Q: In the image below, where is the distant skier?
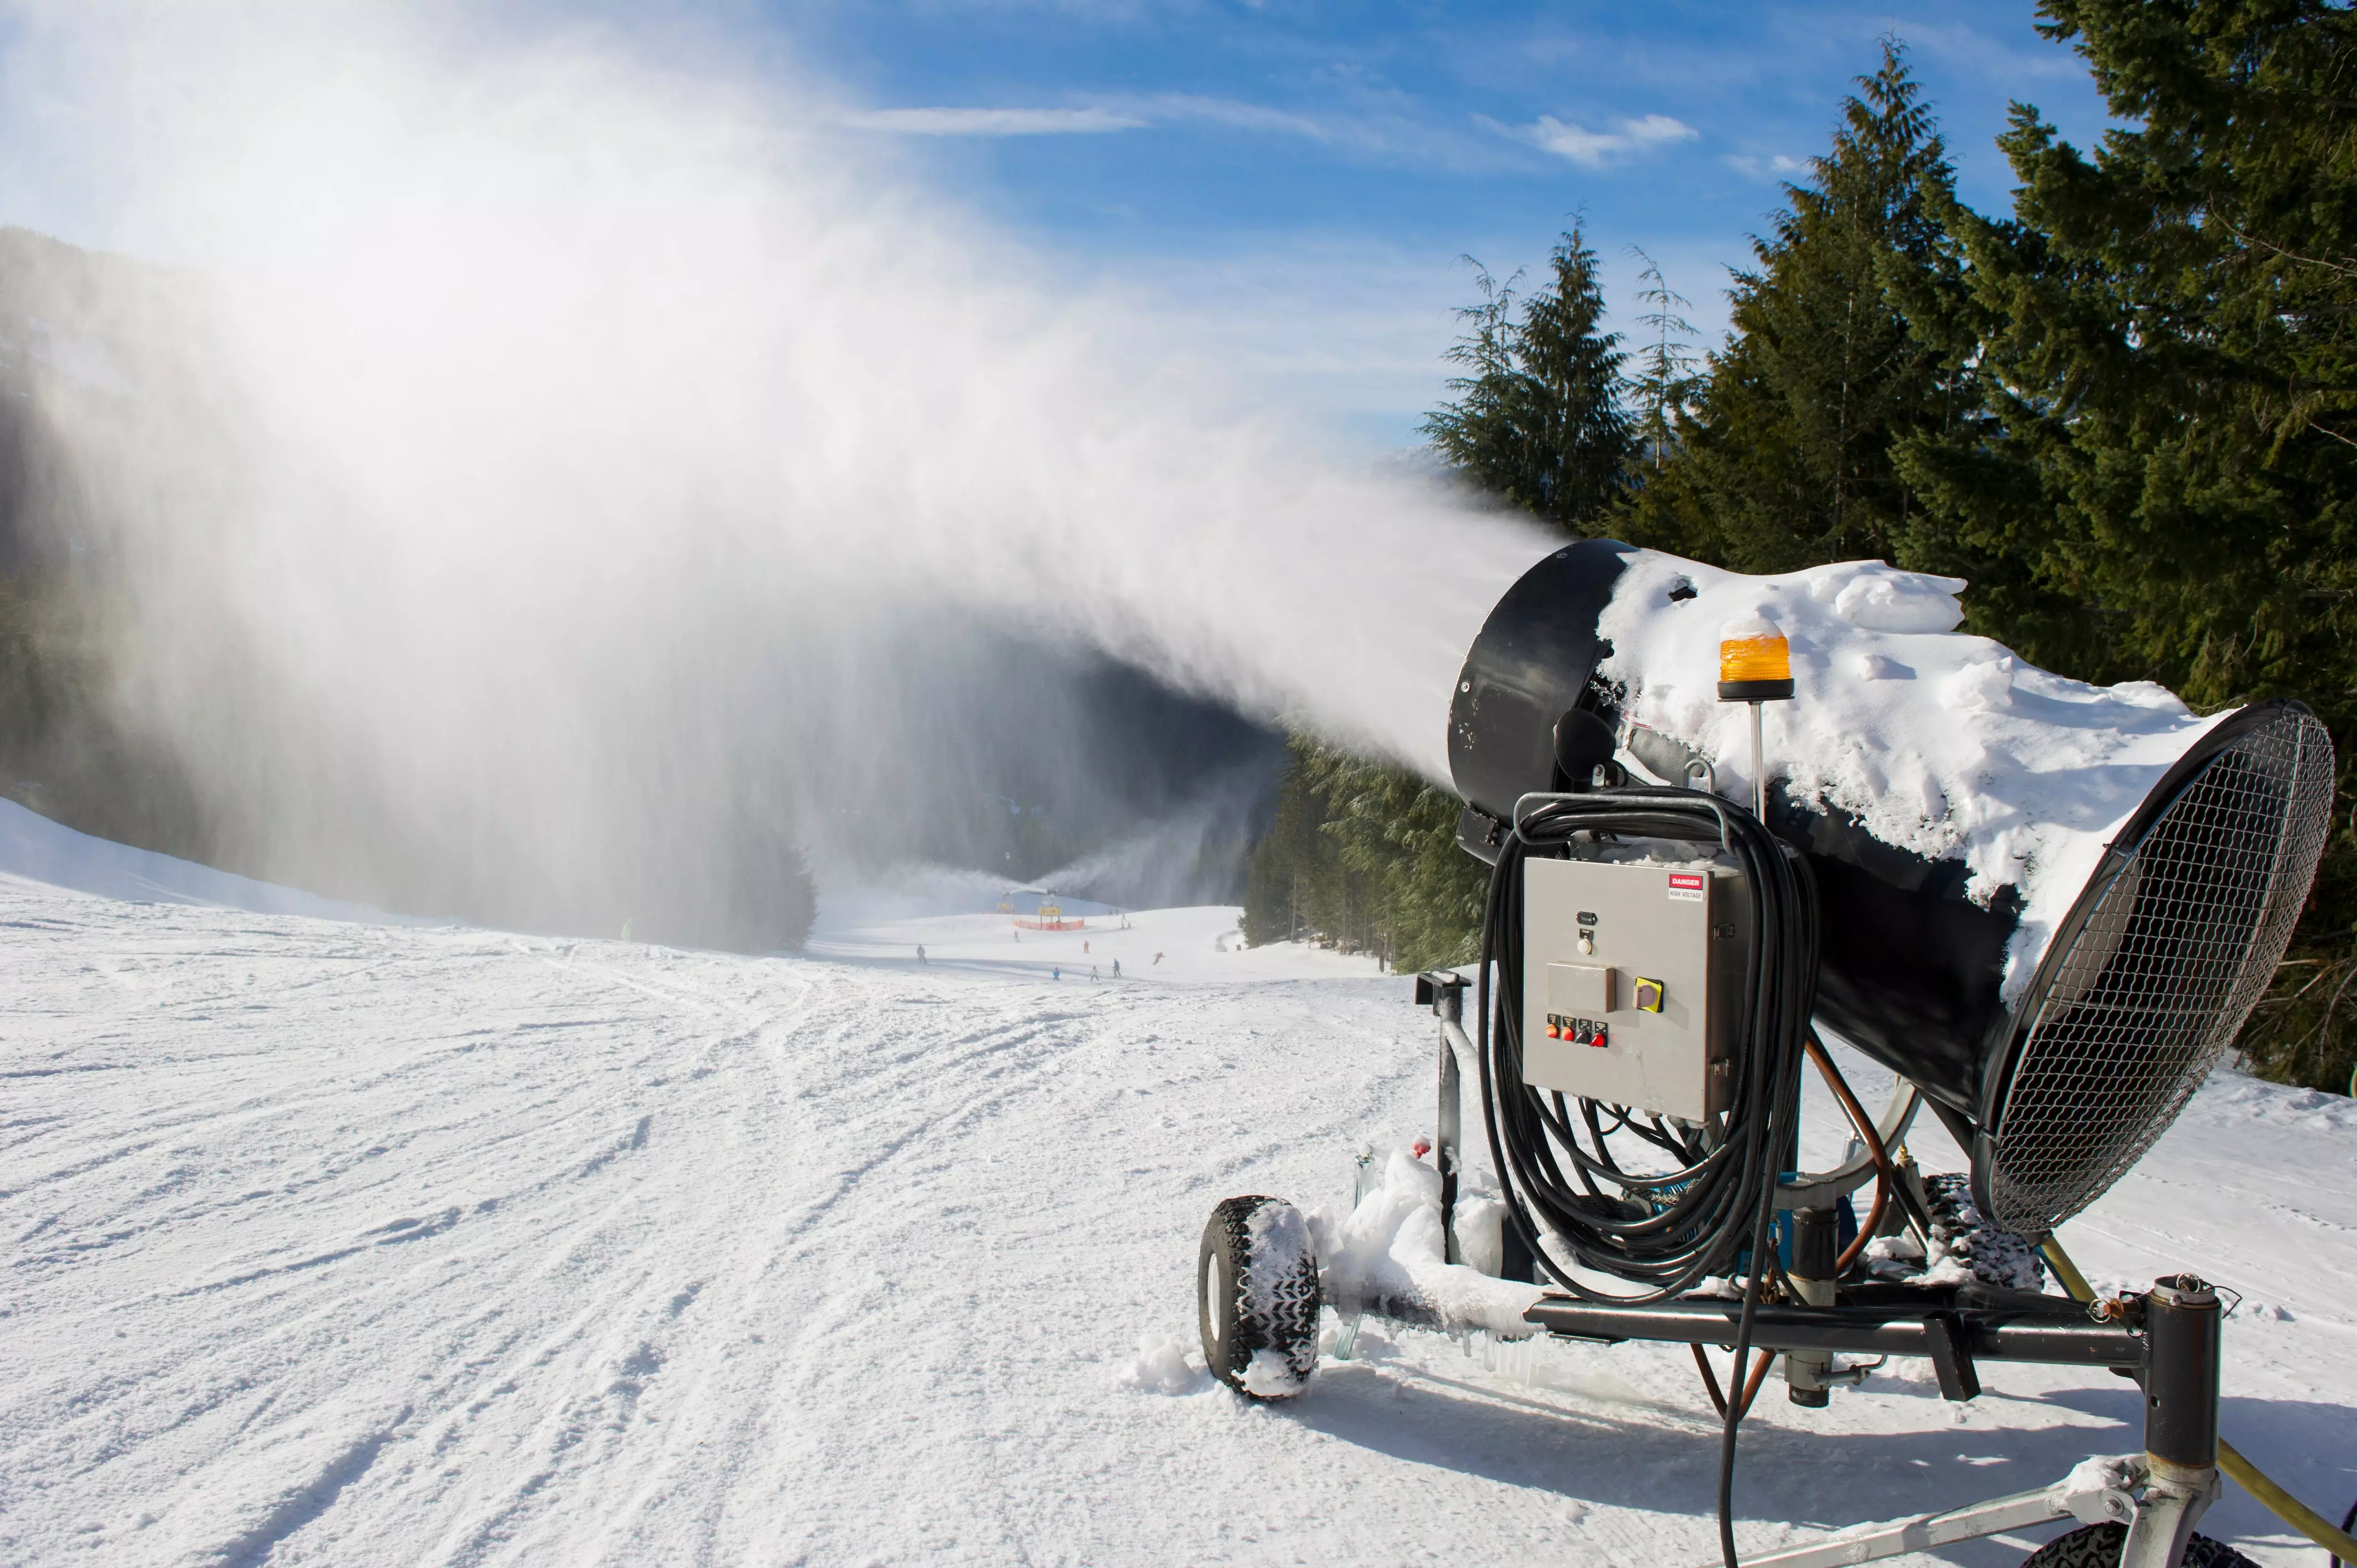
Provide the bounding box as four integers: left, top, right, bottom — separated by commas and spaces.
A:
1051, 965, 1061, 981
1090, 963, 1099, 981
1083, 940, 1090, 954
1152, 951, 1164, 966
917, 944, 927, 964
1111, 958, 1121, 978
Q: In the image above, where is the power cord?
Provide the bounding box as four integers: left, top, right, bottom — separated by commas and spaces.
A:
1468, 785, 1817, 1568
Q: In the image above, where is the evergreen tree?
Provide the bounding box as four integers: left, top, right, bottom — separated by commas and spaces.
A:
1240, 737, 1387, 957
1248, 20, 2357, 1092
1296, 742, 1489, 971
1896, 1, 2357, 1090
1247, 228, 1641, 966
1622, 42, 1978, 572
1627, 247, 1701, 477
1422, 225, 1635, 532
1239, 735, 1485, 971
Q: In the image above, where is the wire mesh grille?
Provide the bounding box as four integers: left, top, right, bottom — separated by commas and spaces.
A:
1989, 708, 2336, 1235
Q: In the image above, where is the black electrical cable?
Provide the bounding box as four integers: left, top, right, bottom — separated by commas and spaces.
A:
1468, 785, 1816, 1568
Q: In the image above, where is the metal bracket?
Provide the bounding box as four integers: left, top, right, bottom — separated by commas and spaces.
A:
1414, 970, 1469, 1017
2118, 1467, 2220, 1568
1924, 1311, 1982, 1402
1785, 1355, 1878, 1395
1773, 1080, 1921, 1211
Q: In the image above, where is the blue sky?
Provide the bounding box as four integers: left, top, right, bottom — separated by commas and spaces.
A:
0, 3, 2117, 453
764, 1, 2115, 448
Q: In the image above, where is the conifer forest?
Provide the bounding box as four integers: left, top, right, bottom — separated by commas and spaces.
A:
1243, 4, 2357, 1096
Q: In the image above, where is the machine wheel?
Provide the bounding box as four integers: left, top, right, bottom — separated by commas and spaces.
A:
2020, 1524, 2257, 1567
1198, 1195, 1320, 1399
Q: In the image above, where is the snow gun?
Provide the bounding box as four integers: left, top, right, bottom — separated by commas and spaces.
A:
1196, 541, 2357, 1568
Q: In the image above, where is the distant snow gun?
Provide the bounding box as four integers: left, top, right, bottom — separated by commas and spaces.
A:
1194, 541, 2356, 1568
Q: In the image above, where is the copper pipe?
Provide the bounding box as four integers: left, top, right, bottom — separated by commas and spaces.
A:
1691, 1343, 1727, 1416
1804, 1031, 1894, 1273
1734, 1346, 1775, 1420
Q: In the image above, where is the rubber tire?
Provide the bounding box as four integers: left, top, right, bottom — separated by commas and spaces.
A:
1198, 1195, 1320, 1399
2020, 1523, 2258, 1567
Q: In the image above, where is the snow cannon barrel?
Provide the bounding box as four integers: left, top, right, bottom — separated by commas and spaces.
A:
1447, 540, 2334, 1236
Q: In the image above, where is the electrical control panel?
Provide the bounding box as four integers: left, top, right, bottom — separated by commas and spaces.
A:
1521, 857, 1750, 1121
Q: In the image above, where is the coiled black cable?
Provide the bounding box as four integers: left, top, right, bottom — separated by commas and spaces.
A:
1474, 787, 1816, 1301
1469, 785, 1818, 1568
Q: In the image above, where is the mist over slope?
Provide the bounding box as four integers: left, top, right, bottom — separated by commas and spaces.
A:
0, 7, 1551, 943
0, 228, 1291, 934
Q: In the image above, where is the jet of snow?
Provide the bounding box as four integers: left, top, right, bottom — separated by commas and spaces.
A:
0, 2, 1548, 931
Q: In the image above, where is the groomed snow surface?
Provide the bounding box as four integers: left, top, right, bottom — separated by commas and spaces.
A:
4, 811, 2354, 1566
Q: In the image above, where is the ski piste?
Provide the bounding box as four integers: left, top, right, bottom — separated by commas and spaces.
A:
2, 803, 2351, 1565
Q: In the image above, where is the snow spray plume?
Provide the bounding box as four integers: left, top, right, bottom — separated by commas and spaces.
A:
0, 4, 1548, 939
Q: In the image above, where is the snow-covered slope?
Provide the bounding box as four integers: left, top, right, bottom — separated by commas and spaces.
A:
810, 905, 1385, 985
2, 850, 2351, 1564
0, 798, 424, 925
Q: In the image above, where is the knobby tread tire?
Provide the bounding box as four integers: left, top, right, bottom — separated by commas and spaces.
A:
1921, 1172, 2049, 1291
2020, 1523, 2257, 1567
1198, 1195, 1320, 1399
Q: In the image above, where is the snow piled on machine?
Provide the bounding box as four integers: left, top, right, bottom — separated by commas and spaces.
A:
1596, 552, 2222, 1000
1307, 1143, 1543, 1338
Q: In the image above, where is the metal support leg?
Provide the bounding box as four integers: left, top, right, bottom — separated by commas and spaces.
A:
2122, 1275, 2223, 1566
1416, 971, 1470, 1267
1438, 1010, 1461, 1267
1674, 1268, 2229, 1567
1785, 1205, 1835, 1406
1718, 1454, 2144, 1567
1778, 1205, 1879, 1404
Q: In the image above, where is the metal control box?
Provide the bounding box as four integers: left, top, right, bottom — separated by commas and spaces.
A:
1521, 857, 1750, 1121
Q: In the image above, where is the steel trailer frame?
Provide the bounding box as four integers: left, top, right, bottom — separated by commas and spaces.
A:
1406, 971, 2231, 1568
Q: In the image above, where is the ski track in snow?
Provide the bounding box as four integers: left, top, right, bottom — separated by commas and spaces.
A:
2, 876, 2351, 1566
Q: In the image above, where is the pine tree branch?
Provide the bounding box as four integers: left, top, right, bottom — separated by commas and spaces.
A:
2212, 214, 2357, 280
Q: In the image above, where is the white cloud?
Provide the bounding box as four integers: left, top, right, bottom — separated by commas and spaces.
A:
1481, 111, 1697, 168
841, 94, 1452, 161
1619, 114, 1700, 148
1725, 152, 1808, 180
1144, 94, 1338, 145
842, 106, 1147, 136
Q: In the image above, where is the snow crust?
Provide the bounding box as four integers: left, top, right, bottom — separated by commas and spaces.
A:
1113, 1334, 1200, 1395
1599, 552, 2224, 998
1242, 1199, 1314, 1316
1239, 1348, 1304, 1399
1309, 1147, 1546, 1339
